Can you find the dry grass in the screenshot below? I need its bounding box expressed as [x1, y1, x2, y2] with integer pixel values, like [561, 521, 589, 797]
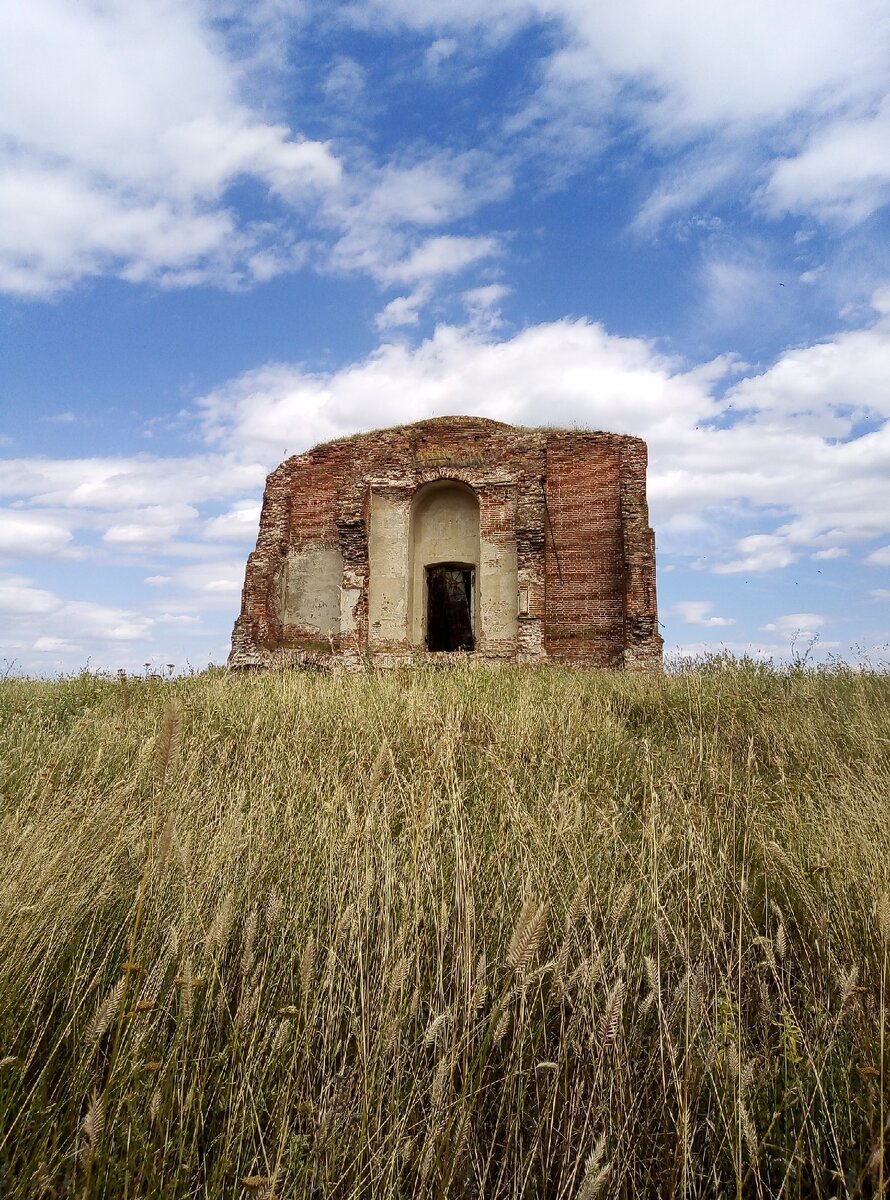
[0, 660, 888, 1198]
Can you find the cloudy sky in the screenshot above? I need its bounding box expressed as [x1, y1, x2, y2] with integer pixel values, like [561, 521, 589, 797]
[2, 0, 889, 674]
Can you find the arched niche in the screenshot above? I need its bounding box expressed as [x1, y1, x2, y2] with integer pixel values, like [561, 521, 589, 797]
[409, 480, 480, 649]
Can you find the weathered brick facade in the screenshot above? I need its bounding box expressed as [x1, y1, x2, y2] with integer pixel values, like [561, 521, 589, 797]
[229, 416, 662, 670]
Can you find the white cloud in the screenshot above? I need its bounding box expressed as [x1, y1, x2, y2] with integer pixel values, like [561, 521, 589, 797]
[812, 547, 847, 560]
[762, 613, 826, 641]
[672, 600, 735, 627]
[697, 252, 775, 330]
[375, 287, 431, 330]
[866, 544, 890, 566]
[424, 38, 459, 71]
[3, 0, 889, 304]
[323, 56, 367, 106]
[172, 560, 246, 603]
[0, 511, 73, 558]
[763, 99, 890, 224]
[202, 501, 262, 541]
[196, 299, 890, 576]
[714, 534, 800, 575]
[33, 636, 79, 654]
[463, 283, 509, 308]
[153, 612, 201, 626]
[103, 504, 198, 549]
[357, 0, 890, 229]
[0, 571, 153, 651]
[0, 458, 266, 574]
[196, 317, 720, 460]
[461, 283, 511, 331]
[0, 574, 60, 616]
[388, 236, 500, 285]
[869, 588, 890, 600]
[630, 154, 742, 237]
[325, 152, 510, 291]
[0, 455, 263, 509]
[0, 0, 340, 296]
[462, 283, 510, 325]
[145, 575, 172, 586]
[389, 0, 889, 131]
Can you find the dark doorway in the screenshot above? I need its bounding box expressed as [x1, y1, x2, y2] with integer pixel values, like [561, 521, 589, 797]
[426, 565, 475, 652]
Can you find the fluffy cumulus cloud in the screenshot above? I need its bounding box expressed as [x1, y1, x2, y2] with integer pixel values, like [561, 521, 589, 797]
[196, 299, 890, 573]
[0, 454, 266, 671]
[3, 0, 890, 673]
[0, 455, 264, 511]
[0, 0, 340, 295]
[202, 501, 263, 542]
[358, 0, 890, 229]
[102, 504, 199, 550]
[0, 572, 154, 663]
[324, 152, 510, 290]
[673, 601, 735, 628]
[2, 302, 889, 672]
[0, 2, 513, 305]
[761, 613, 826, 642]
[0, 511, 73, 558]
[2, 0, 889, 309]
[763, 99, 890, 225]
[197, 318, 719, 458]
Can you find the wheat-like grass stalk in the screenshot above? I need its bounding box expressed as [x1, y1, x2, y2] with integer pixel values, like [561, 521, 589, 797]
[430, 1055, 450, 1111]
[576, 1135, 609, 1200]
[424, 1011, 449, 1048]
[598, 976, 624, 1046]
[81, 1090, 105, 1152]
[1, 661, 887, 1196]
[206, 891, 234, 956]
[299, 933, 315, 1000]
[505, 897, 548, 974]
[241, 906, 258, 976]
[153, 701, 182, 789]
[88, 977, 126, 1043]
[265, 886, 284, 930]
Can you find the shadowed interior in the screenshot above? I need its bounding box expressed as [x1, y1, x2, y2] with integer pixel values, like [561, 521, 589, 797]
[426, 564, 475, 651]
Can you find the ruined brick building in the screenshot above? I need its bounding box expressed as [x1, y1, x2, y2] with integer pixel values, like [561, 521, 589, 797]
[229, 416, 662, 670]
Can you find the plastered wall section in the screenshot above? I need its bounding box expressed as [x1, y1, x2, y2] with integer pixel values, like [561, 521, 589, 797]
[368, 479, 518, 653]
[477, 485, 520, 654]
[229, 441, 359, 667]
[280, 546, 343, 646]
[409, 482, 480, 646]
[367, 491, 410, 649]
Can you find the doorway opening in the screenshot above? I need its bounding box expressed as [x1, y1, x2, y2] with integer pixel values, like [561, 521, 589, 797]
[426, 564, 475, 652]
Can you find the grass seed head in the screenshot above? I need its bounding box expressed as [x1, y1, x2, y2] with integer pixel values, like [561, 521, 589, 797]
[506, 897, 548, 973]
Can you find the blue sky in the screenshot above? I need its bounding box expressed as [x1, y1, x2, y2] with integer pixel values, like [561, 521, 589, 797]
[1, 0, 889, 674]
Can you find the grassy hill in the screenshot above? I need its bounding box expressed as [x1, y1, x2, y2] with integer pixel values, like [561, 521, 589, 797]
[0, 662, 888, 1198]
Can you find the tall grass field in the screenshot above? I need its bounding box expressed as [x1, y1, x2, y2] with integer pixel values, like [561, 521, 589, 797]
[0, 662, 888, 1198]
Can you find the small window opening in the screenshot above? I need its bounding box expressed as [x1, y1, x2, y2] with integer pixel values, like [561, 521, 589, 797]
[426, 564, 475, 652]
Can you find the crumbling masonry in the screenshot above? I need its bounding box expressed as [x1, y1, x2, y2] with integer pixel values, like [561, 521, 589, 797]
[229, 416, 662, 670]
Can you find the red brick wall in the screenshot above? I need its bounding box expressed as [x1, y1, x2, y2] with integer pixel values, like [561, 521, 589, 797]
[543, 435, 625, 667]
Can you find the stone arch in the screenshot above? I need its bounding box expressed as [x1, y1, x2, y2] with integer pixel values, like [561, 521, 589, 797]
[409, 479, 481, 648]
